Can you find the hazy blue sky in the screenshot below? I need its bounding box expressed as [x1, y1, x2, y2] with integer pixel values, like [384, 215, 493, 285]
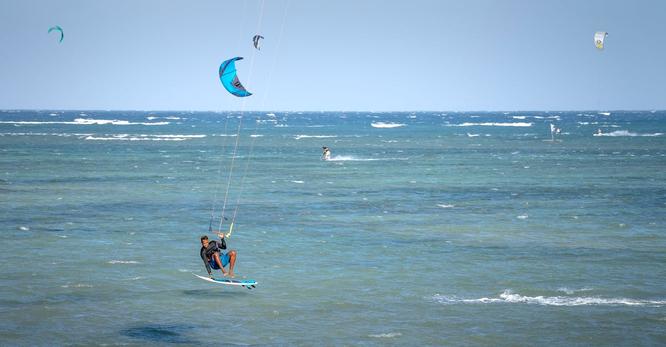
[1, 0, 665, 111]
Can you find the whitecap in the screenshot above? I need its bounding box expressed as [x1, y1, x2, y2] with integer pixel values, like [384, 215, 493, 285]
[447, 122, 532, 127]
[0, 118, 169, 126]
[594, 130, 663, 137]
[432, 290, 666, 307]
[151, 134, 205, 138]
[0, 132, 93, 137]
[327, 156, 408, 162]
[557, 287, 593, 295]
[466, 133, 480, 137]
[437, 204, 454, 208]
[291, 180, 305, 184]
[293, 135, 337, 140]
[85, 134, 204, 141]
[371, 122, 406, 128]
[107, 260, 139, 264]
[61, 283, 93, 288]
[18, 226, 29, 231]
[517, 215, 528, 219]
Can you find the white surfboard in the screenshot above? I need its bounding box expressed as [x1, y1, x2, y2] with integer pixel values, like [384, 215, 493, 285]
[193, 273, 257, 288]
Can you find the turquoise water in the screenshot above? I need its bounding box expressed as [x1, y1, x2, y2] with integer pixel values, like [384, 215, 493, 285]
[1, 110, 665, 346]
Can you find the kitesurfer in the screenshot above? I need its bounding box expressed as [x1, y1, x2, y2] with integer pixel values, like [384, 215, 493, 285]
[322, 146, 331, 161]
[253, 35, 264, 50]
[200, 233, 237, 278]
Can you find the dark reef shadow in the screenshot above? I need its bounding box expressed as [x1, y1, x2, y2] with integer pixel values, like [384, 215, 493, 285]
[121, 324, 198, 344]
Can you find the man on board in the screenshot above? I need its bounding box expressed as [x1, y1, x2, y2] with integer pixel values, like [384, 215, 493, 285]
[322, 146, 331, 161]
[200, 233, 237, 278]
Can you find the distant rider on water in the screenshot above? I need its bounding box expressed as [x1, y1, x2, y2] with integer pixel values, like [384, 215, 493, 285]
[322, 146, 331, 160]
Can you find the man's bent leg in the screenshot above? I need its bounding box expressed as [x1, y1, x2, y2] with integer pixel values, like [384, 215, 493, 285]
[228, 250, 237, 277]
[212, 253, 227, 275]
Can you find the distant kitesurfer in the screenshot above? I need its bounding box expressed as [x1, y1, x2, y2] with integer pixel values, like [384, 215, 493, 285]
[322, 146, 331, 161]
[200, 233, 237, 278]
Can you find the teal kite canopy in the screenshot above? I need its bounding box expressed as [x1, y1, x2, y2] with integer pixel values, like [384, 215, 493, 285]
[48, 25, 64, 43]
[218, 57, 252, 97]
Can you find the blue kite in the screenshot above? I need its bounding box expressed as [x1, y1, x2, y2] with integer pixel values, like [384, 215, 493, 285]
[218, 57, 252, 97]
[48, 25, 64, 43]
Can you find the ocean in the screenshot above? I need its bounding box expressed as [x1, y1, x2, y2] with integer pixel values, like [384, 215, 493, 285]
[1, 110, 665, 346]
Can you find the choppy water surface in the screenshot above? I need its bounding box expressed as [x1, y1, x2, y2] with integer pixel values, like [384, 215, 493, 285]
[1, 110, 665, 346]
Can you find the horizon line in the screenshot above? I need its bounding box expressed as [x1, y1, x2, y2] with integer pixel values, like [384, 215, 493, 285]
[1, 108, 664, 113]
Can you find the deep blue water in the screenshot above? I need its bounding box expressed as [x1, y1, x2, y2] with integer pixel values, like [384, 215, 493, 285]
[1, 110, 665, 346]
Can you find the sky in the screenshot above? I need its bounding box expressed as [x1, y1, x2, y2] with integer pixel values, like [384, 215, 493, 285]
[1, 0, 665, 111]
